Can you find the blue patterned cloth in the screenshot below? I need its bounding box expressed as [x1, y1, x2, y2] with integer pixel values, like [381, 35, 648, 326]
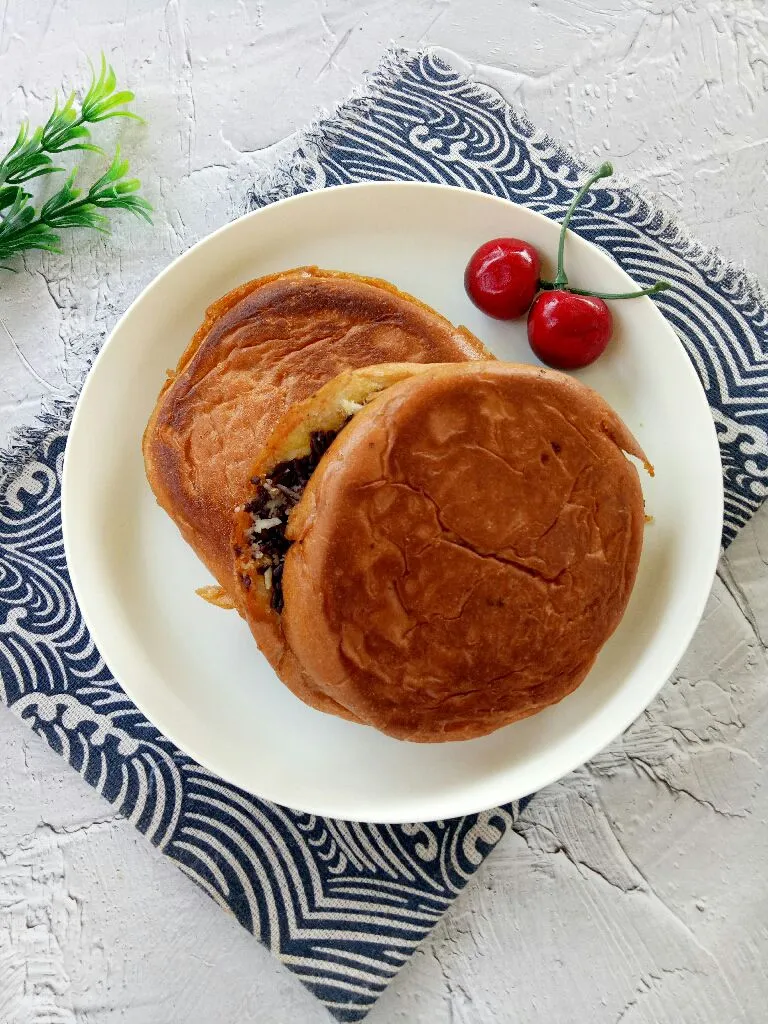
[2, 49, 767, 1022]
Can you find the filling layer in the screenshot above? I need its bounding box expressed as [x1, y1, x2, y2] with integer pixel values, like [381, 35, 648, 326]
[244, 430, 339, 612]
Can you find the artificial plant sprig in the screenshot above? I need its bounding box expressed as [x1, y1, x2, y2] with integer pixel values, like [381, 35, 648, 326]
[0, 55, 151, 269]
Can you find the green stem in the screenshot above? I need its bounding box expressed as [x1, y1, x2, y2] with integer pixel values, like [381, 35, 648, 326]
[554, 161, 614, 288]
[565, 280, 671, 300]
[41, 112, 88, 151]
[538, 278, 671, 300]
[0, 114, 89, 190]
[53, 195, 89, 215]
[1, 195, 98, 258]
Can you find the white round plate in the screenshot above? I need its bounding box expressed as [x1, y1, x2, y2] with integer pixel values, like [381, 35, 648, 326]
[63, 182, 723, 823]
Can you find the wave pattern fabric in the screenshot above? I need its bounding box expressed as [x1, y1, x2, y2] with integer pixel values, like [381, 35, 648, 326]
[0, 409, 519, 1022]
[1, 49, 766, 1022]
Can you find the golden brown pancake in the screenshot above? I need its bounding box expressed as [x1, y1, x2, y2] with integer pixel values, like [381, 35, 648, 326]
[142, 267, 490, 597]
[233, 361, 649, 742]
[233, 364, 438, 719]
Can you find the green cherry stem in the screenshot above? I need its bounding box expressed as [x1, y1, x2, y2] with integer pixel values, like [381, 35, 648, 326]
[554, 161, 614, 289]
[564, 280, 672, 300]
[537, 278, 671, 300]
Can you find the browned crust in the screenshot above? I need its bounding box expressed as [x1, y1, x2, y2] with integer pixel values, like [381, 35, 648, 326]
[232, 363, 443, 721]
[143, 267, 490, 586]
[247, 361, 650, 741]
[143, 269, 490, 718]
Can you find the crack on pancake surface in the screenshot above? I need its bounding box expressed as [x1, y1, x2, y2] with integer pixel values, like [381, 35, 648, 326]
[280, 366, 646, 741]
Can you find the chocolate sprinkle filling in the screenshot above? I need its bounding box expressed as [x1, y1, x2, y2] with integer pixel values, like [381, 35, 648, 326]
[245, 428, 341, 613]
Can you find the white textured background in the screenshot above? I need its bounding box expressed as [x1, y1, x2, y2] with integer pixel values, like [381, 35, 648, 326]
[1, 1, 768, 1021]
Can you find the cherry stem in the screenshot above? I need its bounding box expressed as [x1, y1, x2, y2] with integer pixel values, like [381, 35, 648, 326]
[554, 161, 614, 289]
[562, 280, 672, 300]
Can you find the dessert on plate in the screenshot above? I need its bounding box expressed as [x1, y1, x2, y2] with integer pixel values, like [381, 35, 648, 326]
[143, 267, 489, 593]
[231, 360, 648, 741]
[144, 269, 649, 742]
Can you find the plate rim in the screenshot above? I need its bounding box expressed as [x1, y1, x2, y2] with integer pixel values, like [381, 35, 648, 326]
[62, 180, 724, 822]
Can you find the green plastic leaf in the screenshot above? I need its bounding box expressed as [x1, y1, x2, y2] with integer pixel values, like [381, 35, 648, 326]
[45, 123, 98, 154]
[0, 186, 28, 212]
[0, 188, 35, 232]
[87, 148, 130, 197]
[0, 221, 62, 257]
[113, 177, 142, 194]
[4, 121, 30, 160]
[80, 54, 141, 124]
[103, 63, 117, 97]
[0, 54, 150, 271]
[46, 203, 110, 233]
[39, 172, 81, 220]
[54, 142, 103, 155]
[91, 89, 136, 113]
[81, 54, 105, 111]
[7, 156, 60, 185]
[120, 196, 153, 222]
[82, 54, 114, 120]
[41, 91, 81, 150]
[90, 109, 145, 124]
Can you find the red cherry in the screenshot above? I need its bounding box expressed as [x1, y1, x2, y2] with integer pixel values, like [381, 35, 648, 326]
[465, 238, 541, 320]
[527, 291, 613, 369]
